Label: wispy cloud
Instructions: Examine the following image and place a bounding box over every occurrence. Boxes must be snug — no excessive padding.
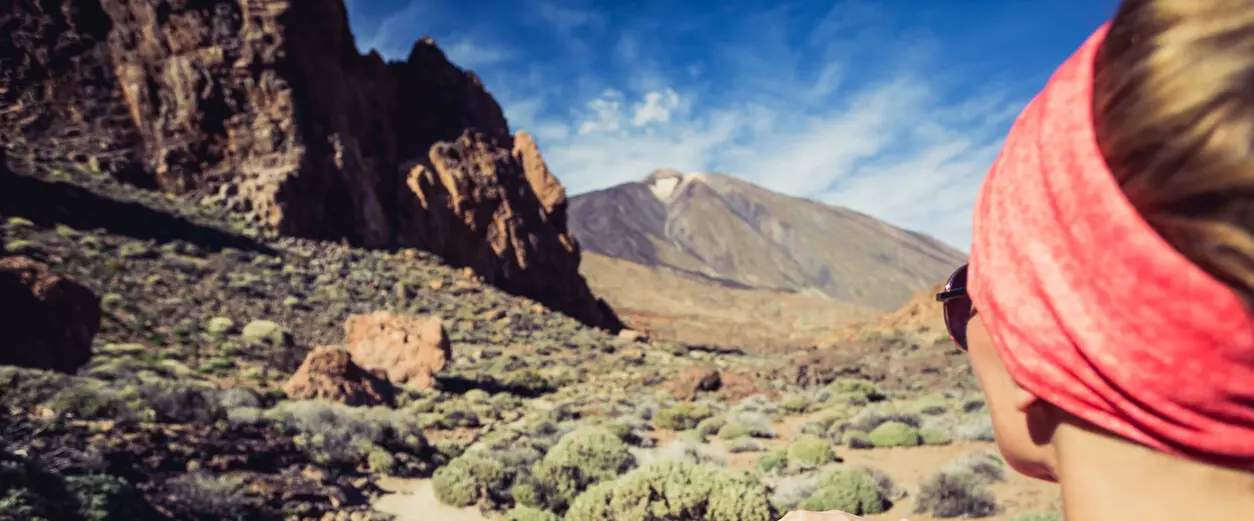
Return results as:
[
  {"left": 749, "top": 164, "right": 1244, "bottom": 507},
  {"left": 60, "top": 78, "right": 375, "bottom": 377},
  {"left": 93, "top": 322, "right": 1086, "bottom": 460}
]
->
[{"left": 340, "top": 0, "right": 1094, "bottom": 251}]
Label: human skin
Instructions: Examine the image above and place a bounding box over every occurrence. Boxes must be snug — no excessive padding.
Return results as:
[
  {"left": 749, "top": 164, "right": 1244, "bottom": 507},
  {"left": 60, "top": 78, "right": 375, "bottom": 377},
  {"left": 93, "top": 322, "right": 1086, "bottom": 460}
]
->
[{"left": 778, "top": 312, "right": 1254, "bottom": 521}]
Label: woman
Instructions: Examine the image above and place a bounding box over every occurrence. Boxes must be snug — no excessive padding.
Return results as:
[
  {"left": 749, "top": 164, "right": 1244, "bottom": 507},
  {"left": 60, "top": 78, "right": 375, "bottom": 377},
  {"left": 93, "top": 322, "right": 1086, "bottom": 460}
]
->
[{"left": 782, "top": 0, "right": 1254, "bottom": 519}]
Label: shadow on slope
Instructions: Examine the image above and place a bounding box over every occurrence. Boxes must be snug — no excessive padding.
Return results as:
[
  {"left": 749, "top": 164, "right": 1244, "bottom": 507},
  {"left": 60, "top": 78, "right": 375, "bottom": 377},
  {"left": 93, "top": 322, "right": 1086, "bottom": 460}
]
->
[{"left": 0, "top": 171, "right": 276, "bottom": 256}]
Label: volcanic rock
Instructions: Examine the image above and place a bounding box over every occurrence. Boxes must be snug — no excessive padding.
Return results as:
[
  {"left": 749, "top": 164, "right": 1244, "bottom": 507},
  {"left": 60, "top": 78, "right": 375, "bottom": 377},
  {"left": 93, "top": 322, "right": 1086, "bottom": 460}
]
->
[
  {"left": 0, "top": 0, "right": 621, "bottom": 330},
  {"left": 0, "top": 256, "right": 101, "bottom": 373}
]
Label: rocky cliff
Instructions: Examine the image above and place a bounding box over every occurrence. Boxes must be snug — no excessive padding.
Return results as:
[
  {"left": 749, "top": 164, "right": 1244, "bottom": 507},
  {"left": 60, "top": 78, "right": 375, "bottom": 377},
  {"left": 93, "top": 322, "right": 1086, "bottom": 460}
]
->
[{"left": 0, "top": 0, "right": 620, "bottom": 330}]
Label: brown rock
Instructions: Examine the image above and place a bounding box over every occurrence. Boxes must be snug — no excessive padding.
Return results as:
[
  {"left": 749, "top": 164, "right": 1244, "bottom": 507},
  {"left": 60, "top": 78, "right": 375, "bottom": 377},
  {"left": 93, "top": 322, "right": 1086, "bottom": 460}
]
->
[
  {"left": 344, "top": 312, "right": 450, "bottom": 390},
  {"left": 0, "top": 0, "right": 623, "bottom": 332},
  {"left": 665, "top": 365, "right": 722, "bottom": 401},
  {"left": 0, "top": 256, "right": 100, "bottom": 373},
  {"left": 617, "top": 329, "right": 647, "bottom": 343},
  {"left": 283, "top": 347, "right": 394, "bottom": 406}
]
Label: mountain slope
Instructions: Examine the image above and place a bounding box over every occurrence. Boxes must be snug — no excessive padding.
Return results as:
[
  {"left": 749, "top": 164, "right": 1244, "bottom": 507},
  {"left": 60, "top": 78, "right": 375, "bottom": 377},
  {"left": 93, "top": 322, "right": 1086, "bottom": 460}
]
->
[{"left": 570, "top": 169, "right": 967, "bottom": 310}]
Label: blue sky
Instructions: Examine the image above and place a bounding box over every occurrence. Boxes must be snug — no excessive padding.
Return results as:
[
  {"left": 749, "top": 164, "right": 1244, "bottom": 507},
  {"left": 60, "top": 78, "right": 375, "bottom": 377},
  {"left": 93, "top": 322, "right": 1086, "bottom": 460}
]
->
[{"left": 344, "top": 0, "right": 1119, "bottom": 250}]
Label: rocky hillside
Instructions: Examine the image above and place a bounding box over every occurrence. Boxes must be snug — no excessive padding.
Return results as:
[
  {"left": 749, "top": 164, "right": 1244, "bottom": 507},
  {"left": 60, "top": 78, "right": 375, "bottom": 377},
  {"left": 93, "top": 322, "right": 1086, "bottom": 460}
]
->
[
  {"left": 0, "top": 0, "right": 619, "bottom": 330},
  {"left": 570, "top": 169, "right": 966, "bottom": 310}
]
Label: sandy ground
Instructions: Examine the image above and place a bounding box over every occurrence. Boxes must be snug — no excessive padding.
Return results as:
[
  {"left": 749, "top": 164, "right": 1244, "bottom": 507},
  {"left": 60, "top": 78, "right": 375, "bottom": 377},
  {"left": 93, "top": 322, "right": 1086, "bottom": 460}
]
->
[{"left": 372, "top": 476, "right": 489, "bottom": 521}]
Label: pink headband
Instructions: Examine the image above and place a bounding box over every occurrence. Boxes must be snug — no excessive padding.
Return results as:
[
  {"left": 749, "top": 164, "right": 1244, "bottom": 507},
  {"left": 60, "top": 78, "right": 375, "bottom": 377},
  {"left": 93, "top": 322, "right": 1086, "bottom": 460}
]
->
[{"left": 970, "top": 24, "right": 1254, "bottom": 468}]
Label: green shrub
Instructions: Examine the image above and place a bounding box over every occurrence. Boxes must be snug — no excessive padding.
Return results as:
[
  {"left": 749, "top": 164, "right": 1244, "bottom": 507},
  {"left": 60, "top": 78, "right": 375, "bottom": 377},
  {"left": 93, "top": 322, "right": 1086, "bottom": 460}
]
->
[
  {"left": 828, "top": 379, "right": 885, "bottom": 402},
  {"left": 867, "top": 421, "right": 921, "bottom": 447},
  {"left": 432, "top": 455, "right": 509, "bottom": 507},
  {"left": 529, "top": 426, "right": 635, "bottom": 512},
  {"left": 913, "top": 470, "right": 999, "bottom": 518},
  {"left": 716, "top": 412, "right": 774, "bottom": 439},
  {"left": 799, "top": 468, "right": 890, "bottom": 515},
  {"left": 695, "top": 415, "right": 726, "bottom": 436},
  {"left": 717, "top": 421, "right": 750, "bottom": 440},
  {"left": 725, "top": 437, "right": 765, "bottom": 453},
  {"left": 787, "top": 436, "right": 834, "bottom": 468},
  {"left": 502, "top": 505, "right": 561, "bottom": 521},
  {"left": 240, "top": 320, "right": 292, "bottom": 347},
  {"left": 755, "top": 446, "right": 789, "bottom": 474},
  {"left": 920, "top": 427, "right": 953, "bottom": 446},
  {"left": 1009, "top": 510, "right": 1064, "bottom": 521},
  {"left": 676, "top": 430, "right": 706, "bottom": 445},
  {"left": 915, "top": 395, "right": 950, "bottom": 415},
  {"left": 780, "top": 394, "right": 810, "bottom": 414},
  {"left": 843, "top": 430, "right": 873, "bottom": 449},
  {"left": 654, "top": 403, "right": 713, "bottom": 431},
  {"left": 367, "top": 446, "right": 396, "bottom": 474},
  {"left": 565, "top": 461, "right": 775, "bottom": 521},
  {"left": 101, "top": 293, "right": 125, "bottom": 310},
  {"left": 500, "top": 367, "right": 552, "bottom": 394}
]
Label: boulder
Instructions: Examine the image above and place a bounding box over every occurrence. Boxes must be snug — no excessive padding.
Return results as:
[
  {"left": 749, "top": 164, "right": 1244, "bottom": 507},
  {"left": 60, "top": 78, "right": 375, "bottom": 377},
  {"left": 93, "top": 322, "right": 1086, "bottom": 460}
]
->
[
  {"left": 283, "top": 347, "right": 394, "bottom": 407},
  {"left": 0, "top": 256, "right": 101, "bottom": 373},
  {"left": 344, "top": 312, "right": 451, "bottom": 390}
]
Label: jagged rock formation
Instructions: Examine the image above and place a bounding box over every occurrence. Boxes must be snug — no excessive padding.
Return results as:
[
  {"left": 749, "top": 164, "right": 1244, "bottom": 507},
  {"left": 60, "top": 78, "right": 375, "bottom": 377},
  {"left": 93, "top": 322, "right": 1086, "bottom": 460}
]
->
[
  {"left": 0, "top": 256, "right": 101, "bottom": 373},
  {"left": 0, "top": 0, "right": 620, "bottom": 330}
]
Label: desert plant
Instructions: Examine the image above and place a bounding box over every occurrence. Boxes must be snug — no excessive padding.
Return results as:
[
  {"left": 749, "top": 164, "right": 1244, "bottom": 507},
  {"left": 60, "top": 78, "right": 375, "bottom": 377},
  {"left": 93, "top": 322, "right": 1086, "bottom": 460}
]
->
[
  {"left": 654, "top": 403, "right": 714, "bottom": 431},
  {"left": 725, "top": 437, "right": 766, "bottom": 453},
  {"left": 756, "top": 446, "right": 789, "bottom": 474},
  {"left": 565, "top": 461, "right": 775, "bottom": 521},
  {"left": 799, "top": 468, "right": 890, "bottom": 515},
  {"left": 787, "top": 436, "right": 835, "bottom": 468},
  {"left": 913, "top": 471, "right": 999, "bottom": 518},
  {"left": 920, "top": 427, "right": 953, "bottom": 446},
  {"left": 432, "top": 454, "right": 511, "bottom": 507},
  {"left": 842, "top": 430, "right": 873, "bottom": 449},
  {"left": 695, "top": 415, "right": 726, "bottom": 437},
  {"left": 867, "top": 421, "right": 921, "bottom": 447},
  {"left": 1009, "top": 510, "right": 1064, "bottom": 521},
  {"left": 528, "top": 426, "right": 636, "bottom": 512}
]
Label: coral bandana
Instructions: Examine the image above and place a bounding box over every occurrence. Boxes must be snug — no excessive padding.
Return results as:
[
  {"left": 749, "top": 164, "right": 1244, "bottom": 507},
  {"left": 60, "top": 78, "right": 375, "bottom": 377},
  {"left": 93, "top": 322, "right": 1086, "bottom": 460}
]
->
[{"left": 969, "top": 24, "right": 1254, "bottom": 468}]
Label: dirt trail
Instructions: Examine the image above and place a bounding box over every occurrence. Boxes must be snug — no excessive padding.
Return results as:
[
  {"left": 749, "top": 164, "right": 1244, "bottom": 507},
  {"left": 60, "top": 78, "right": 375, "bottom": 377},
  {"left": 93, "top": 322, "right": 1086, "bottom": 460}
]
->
[{"left": 371, "top": 477, "right": 489, "bottom": 521}]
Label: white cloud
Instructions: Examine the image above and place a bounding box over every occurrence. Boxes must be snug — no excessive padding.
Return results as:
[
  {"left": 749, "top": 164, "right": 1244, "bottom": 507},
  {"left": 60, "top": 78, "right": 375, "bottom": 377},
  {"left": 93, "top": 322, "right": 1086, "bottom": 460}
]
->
[
  {"left": 631, "top": 89, "right": 680, "bottom": 127},
  {"left": 441, "top": 38, "right": 512, "bottom": 70},
  {"left": 348, "top": 0, "right": 1025, "bottom": 251}
]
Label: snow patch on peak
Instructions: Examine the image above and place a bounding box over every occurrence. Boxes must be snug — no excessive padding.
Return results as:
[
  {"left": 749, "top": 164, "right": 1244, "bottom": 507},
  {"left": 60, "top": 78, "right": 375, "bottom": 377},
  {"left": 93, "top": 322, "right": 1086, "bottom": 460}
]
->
[{"left": 649, "top": 175, "right": 682, "bottom": 200}]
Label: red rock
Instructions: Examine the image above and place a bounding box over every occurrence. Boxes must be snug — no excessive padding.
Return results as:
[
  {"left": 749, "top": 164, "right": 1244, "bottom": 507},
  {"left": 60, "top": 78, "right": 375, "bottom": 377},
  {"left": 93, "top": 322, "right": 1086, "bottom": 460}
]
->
[
  {"left": 283, "top": 347, "right": 394, "bottom": 407},
  {"left": 0, "top": 256, "right": 100, "bottom": 373},
  {"left": 344, "top": 312, "right": 450, "bottom": 390},
  {"left": 0, "top": 0, "right": 623, "bottom": 332}
]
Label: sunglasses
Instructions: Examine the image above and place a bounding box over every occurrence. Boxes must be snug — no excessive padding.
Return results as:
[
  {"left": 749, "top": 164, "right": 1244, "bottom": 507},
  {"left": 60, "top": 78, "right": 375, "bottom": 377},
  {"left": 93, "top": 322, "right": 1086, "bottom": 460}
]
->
[{"left": 935, "top": 263, "right": 973, "bottom": 351}]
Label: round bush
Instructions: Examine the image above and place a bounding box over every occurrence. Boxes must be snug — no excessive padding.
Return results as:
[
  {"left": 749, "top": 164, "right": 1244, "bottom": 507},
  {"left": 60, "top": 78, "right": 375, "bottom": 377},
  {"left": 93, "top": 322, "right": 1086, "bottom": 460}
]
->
[
  {"left": 867, "top": 421, "right": 921, "bottom": 447},
  {"left": 755, "top": 447, "right": 788, "bottom": 474},
  {"left": 565, "top": 461, "right": 775, "bottom": 521},
  {"left": 654, "top": 403, "right": 714, "bottom": 431},
  {"left": 432, "top": 455, "right": 504, "bottom": 507},
  {"left": 842, "top": 430, "right": 873, "bottom": 449},
  {"left": 530, "top": 426, "right": 635, "bottom": 511},
  {"left": 717, "top": 421, "right": 750, "bottom": 440},
  {"left": 780, "top": 395, "right": 809, "bottom": 414},
  {"left": 787, "top": 436, "right": 834, "bottom": 468},
  {"left": 799, "top": 469, "right": 890, "bottom": 515},
  {"left": 920, "top": 427, "right": 953, "bottom": 446},
  {"left": 696, "top": 415, "right": 726, "bottom": 436}
]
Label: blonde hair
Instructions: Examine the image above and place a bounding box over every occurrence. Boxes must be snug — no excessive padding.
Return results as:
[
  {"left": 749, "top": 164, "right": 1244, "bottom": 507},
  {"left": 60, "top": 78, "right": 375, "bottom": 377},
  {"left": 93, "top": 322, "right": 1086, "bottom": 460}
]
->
[{"left": 1093, "top": 0, "right": 1254, "bottom": 307}]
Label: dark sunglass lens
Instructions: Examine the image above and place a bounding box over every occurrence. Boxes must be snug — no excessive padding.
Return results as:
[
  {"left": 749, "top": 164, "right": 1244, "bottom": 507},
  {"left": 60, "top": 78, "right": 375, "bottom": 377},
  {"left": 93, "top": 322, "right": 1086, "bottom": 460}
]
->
[
  {"left": 943, "top": 265, "right": 971, "bottom": 350},
  {"left": 945, "top": 297, "right": 972, "bottom": 350}
]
